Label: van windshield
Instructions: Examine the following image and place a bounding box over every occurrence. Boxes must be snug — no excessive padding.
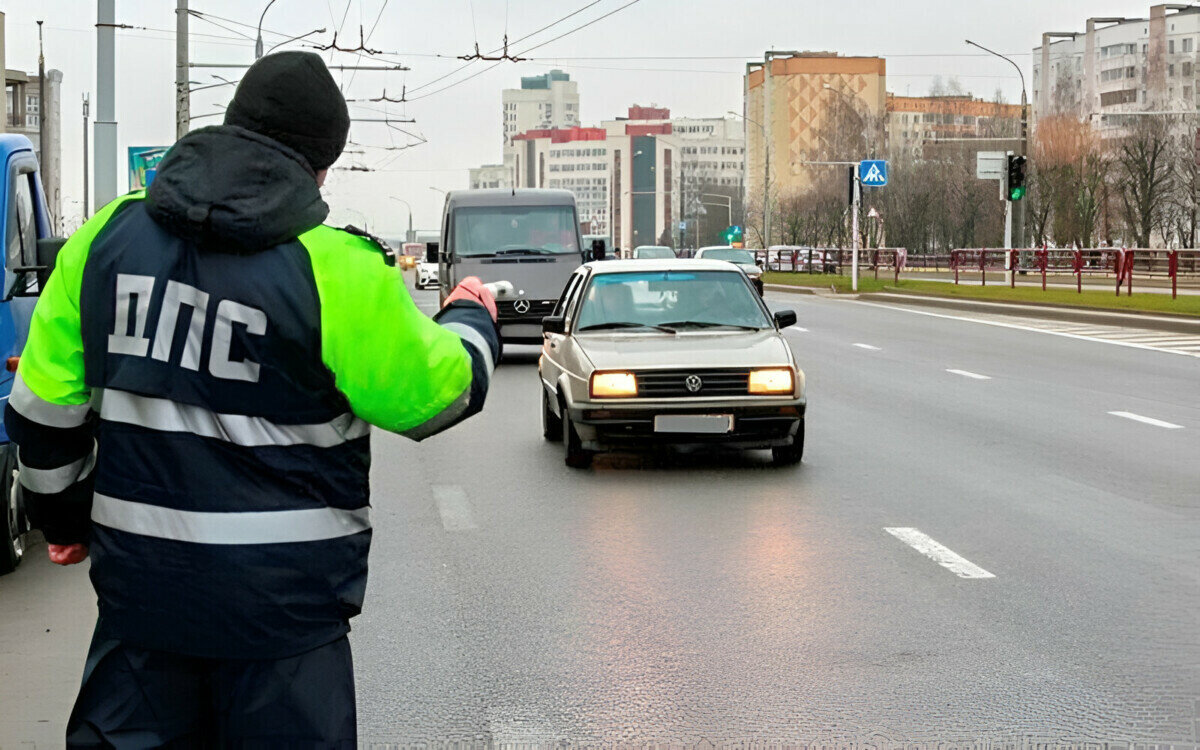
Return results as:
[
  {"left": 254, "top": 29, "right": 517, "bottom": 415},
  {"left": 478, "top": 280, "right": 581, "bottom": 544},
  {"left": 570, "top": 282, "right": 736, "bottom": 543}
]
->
[{"left": 453, "top": 205, "right": 580, "bottom": 257}]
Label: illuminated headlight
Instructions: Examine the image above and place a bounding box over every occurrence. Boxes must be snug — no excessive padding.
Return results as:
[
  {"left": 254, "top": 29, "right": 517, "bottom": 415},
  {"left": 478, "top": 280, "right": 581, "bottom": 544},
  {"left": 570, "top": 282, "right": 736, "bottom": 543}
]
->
[
  {"left": 748, "top": 368, "right": 794, "bottom": 395},
  {"left": 590, "top": 371, "right": 638, "bottom": 398}
]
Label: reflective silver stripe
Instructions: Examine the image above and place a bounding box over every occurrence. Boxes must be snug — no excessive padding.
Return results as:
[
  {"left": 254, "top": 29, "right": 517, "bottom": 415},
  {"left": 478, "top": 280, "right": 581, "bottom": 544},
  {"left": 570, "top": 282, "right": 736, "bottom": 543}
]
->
[
  {"left": 100, "top": 390, "right": 370, "bottom": 448},
  {"left": 401, "top": 386, "right": 471, "bottom": 442},
  {"left": 18, "top": 446, "right": 97, "bottom": 495},
  {"left": 91, "top": 494, "right": 371, "bottom": 544},
  {"left": 8, "top": 373, "right": 91, "bottom": 429},
  {"left": 443, "top": 322, "right": 495, "bottom": 378}
]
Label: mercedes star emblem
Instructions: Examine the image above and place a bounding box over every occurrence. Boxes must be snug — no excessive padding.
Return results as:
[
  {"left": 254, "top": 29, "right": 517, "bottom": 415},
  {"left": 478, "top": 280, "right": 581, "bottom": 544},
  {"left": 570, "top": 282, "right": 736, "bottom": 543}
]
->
[
  {"left": 513, "top": 299, "right": 531, "bottom": 314},
  {"left": 684, "top": 374, "right": 703, "bottom": 393}
]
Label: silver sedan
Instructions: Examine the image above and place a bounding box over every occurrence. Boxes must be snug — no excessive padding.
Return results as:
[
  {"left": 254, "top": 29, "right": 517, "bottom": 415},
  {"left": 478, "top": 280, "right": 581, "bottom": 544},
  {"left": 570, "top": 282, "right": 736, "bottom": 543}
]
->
[{"left": 538, "top": 259, "right": 806, "bottom": 468}]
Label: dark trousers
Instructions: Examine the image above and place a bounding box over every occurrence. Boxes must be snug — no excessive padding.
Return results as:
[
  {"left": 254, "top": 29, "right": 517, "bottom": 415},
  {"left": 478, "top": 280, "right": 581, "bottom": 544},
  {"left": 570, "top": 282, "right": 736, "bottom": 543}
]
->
[{"left": 65, "top": 629, "right": 356, "bottom": 749}]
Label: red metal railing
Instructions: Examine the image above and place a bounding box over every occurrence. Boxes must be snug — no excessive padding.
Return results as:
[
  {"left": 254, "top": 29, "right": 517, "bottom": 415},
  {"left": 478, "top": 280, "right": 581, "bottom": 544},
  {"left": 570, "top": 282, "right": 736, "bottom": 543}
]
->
[{"left": 948, "top": 247, "right": 1200, "bottom": 299}]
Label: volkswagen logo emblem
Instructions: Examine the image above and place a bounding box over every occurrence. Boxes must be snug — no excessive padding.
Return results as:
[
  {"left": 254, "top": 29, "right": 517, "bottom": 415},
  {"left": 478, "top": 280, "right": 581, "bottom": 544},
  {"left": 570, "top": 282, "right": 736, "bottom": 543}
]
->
[
  {"left": 513, "top": 299, "right": 531, "bottom": 314},
  {"left": 684, "top": 374, "right": 703, "bottom": 393}
]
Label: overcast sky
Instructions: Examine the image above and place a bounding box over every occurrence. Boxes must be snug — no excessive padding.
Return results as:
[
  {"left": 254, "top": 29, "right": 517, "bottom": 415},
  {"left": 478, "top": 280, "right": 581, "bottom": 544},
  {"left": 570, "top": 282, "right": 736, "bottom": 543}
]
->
[{"left": 2, "top": 0, "right": 1149, "bottom": 235}]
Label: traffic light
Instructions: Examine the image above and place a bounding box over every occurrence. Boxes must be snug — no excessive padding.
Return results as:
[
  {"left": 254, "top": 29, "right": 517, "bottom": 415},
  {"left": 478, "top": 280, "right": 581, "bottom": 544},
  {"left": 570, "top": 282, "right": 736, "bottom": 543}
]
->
[
  {"left": 723, "top": 225, "right": 743, "bottom": 245},
  {"left": 1006, "top": 154, "right": 1028, "bottom": 201}
]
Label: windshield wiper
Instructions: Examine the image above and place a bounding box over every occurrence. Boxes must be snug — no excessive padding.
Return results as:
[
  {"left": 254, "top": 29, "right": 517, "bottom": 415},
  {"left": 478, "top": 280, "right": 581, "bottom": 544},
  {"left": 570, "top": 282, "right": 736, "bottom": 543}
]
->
[
  {"left": 658, "top": 320, "right": 765, "bottom": 331},
  {"left": 493, "top": 248, "right": 549, "bottom": 256},
  {"left": 577, "top": 321, "right": 676, "bottom": 334}
]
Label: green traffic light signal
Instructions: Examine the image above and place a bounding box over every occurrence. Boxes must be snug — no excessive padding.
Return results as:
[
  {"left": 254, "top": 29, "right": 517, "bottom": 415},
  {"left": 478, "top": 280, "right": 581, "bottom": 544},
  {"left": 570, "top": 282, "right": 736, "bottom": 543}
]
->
[
  {"left": 1009, "top": 185, "right": 1027, "bottom": 201},
  {"left": 1006, "top": 154, "right": 1027, "bottom": 202}
]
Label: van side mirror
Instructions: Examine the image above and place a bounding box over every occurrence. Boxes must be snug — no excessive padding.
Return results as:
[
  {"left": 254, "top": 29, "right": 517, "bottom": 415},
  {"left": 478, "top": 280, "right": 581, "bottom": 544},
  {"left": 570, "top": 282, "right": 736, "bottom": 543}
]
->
[
  {"left": 542, "top": 315, "right": 566, "bottom": 335},
  {"left": 773, "top": 309, "right": 797, "bottom": 329},
  {"left": 36, "top": 237, "right": 67, "bottom": 288}
]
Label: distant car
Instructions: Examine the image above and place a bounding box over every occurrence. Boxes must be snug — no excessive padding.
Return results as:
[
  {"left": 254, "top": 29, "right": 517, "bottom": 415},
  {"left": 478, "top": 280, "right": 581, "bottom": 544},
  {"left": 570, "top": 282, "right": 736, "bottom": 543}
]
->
[
  {"left": 694, "top": 246, "right": 764, "bottom": 294},
  {"left": 397, "top": 242, "right": 424, "bottom": 270},
  {"left": 768, "top": 245, "right": 836, "bottom": 272},
  {"left": 539, "top": 260, "right": 806, "bottom": 468},
  {"left": 632, "top": 245, "right": 676, "bottom": 260}
]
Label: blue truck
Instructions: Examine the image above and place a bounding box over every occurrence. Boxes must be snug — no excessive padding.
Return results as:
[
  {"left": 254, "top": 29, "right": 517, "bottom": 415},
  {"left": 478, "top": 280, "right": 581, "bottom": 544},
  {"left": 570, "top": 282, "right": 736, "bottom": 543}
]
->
[{"left": 0, "top": 133, "right": 66, "bottom": 574}]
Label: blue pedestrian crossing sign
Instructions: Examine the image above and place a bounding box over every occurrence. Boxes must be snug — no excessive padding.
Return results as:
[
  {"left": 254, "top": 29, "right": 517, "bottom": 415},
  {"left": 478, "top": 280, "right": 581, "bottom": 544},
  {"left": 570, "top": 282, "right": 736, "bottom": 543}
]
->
[{"left": 859, "top": 159, "right": 888, "bottom": 187}]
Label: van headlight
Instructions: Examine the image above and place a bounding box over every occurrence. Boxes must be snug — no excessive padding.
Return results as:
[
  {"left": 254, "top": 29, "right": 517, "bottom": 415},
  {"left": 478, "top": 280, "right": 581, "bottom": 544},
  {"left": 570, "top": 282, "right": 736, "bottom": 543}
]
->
[
  {"left": 748, "top": 368, "right": 793, "bottom": 394},
  {"left": 590, "top": 371, "right": 638, "bottom": 398}
]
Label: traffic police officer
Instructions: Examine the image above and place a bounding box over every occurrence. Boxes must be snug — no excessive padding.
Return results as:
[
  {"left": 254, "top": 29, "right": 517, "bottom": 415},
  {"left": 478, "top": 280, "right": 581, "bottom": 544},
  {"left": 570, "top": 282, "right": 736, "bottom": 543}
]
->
[{"left": 4, "top": 51, "right": 499, "bottom": 746}]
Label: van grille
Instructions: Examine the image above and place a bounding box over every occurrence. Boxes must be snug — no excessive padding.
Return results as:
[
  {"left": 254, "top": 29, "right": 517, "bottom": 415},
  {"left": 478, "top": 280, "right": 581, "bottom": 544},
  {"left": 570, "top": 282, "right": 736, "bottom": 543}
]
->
[
  {"left": 497, "top": 299, "right": 556, "bottom": 323},
  {"left": 634, "top": 368, "right": 751, "bottom": 398}
]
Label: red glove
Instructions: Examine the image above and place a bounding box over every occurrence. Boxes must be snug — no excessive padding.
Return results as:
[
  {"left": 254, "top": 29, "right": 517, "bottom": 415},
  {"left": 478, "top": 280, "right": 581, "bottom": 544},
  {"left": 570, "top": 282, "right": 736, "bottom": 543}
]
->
[
  {"left": 443, "top": 276, "right": 498, "bottom": 322},
  {"left": 48, "top": 543, "right": 88, "bottom": 565}
]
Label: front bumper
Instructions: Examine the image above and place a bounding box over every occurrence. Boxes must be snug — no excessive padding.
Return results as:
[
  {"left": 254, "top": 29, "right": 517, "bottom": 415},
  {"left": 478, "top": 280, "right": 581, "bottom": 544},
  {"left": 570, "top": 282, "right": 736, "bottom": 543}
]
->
[{"left": 567, "top": 400, "right": 805, "bottom": 451}]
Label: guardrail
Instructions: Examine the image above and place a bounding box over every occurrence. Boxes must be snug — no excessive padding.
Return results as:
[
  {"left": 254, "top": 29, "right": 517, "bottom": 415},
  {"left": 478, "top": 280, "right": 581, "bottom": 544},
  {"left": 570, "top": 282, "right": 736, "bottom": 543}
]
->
[
  {"left": 948, "top": 248, "right": 1200, "bottom": 298},
  {"left": 755, "top": 248, "right": 908, "bottom": 283}
]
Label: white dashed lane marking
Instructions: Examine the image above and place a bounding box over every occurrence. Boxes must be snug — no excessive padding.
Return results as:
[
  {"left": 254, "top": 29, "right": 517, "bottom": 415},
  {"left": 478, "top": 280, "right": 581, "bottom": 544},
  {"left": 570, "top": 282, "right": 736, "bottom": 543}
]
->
[
  {"left": 855, "top": 302, "right": 1200, "bottom": 359},
  {"left": 885, "top": 527, "right": 996, "bottom": 579},
  {"left": 1107, "top": 411, "right": 1185, "bottom": 430},
  {"left": 432, "top": 485, "right": 479, "bottom": 532},
  {"left": 946, "top": 369, "right": 991, "bottom": 380},
  {"left": 853, "top": 343, "right": 881, "bottom": 351}
]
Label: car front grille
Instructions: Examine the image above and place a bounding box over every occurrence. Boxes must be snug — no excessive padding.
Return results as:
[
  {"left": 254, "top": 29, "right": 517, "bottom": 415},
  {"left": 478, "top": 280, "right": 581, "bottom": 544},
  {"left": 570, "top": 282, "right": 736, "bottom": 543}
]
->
[
  {"left": 497, "top": 299, "right": 556, "bottom": 323},
  {"left": 634, "top": 368, "right": 751, "bottom": 398}
]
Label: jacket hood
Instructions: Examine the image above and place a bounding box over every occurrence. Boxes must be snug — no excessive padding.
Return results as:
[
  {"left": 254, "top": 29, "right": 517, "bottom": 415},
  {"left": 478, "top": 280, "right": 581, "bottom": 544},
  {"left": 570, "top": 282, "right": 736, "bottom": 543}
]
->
[{"left": 146, "top": 125, "right": 329, "bottom": 252}]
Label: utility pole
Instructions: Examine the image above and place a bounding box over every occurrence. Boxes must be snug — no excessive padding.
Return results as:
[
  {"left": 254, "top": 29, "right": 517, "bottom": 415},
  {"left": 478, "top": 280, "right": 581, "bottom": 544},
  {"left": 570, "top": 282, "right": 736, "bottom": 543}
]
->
[
  {"left": 851, "top": 170, "right": 861, "bottom": 292},
  {"left": 95, "top": 0, "right": 118, "bottom": 207},
  {"left": 176, "top": 0, "right": 189, "bottom": 141},
  {"left": 37, "top": 20, "right": 53, "bottom": 229},
  {"left": 966, "top": 39, "right": 1028, "bottom": 251},
  {"left": 82, "top": 93, "right": 89, "bottom": 217}
]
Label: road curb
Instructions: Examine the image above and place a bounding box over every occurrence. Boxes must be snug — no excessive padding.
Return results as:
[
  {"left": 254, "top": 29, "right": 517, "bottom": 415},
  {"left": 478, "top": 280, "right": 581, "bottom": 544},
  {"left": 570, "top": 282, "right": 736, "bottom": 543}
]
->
[
  {"left": 764, "top": 284, "right": 818, "bottom": 296},
  {"left": 857, "top": 292, "right": 1200, "bottom": 333}
]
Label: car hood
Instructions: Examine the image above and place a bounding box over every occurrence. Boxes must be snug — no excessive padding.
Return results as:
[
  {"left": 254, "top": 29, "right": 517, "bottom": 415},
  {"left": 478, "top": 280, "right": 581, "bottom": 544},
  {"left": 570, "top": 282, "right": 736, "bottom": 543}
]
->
[{"left": 576, "top": 329, "right": 792, "bottom": 370}]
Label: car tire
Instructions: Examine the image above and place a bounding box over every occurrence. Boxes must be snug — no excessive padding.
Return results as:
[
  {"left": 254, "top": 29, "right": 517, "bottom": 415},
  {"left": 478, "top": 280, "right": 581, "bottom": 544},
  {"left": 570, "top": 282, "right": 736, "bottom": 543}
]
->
[
  {"left": 771, "top": 419, "right": 805, "bottom": 467},
  {"left": 0, "top": 444, "right": 25, "bottom": 575},
  {"left": 562, "top": 405, "right": 593, "bottom": 469},
  {"left": 542, "top": 388, "right": 562, "bottom": 442}
]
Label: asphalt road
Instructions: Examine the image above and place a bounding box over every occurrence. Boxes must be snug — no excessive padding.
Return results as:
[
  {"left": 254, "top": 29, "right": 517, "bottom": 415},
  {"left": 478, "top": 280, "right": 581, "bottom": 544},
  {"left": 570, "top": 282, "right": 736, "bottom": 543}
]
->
[{"left": 1, "top": 284, "right": 1197, "bottom": 747}]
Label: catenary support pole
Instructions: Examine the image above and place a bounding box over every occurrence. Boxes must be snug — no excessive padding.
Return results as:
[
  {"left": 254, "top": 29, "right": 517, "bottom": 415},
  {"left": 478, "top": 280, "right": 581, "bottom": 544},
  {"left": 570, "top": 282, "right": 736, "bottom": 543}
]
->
[
  {"left": 95, "top": 0, "right": 118, "bottom": 206},
  {"left": 176, "top": 0, "right": 189, "bottom": 141}
]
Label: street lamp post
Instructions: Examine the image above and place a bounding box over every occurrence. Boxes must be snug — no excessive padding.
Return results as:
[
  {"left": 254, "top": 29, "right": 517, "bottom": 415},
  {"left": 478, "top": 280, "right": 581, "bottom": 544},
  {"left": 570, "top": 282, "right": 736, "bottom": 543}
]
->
[
  {"left": 389, "top": 197, "right": 413, "bottom": 243},
  {"left": 966, "top": 39, "right": 1028, "bottom": 273},
  {"left": 728, "top": 110, "right": 769, "bottom": 250},
  {"left": 255, "top": 0, "right": 279, "bottom": 59}
]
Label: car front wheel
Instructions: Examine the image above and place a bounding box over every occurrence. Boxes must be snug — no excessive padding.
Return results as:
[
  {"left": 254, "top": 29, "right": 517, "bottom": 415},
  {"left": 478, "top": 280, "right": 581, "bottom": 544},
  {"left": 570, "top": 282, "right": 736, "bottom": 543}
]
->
[
  {"left": 562, "top": 405, "right": 593, "bottom": 469},
  {"left": 771, "top": 419, "right": 805, "bottom": 467},
  {"left": 542, "top": 388, "right": 562, "bottom": 442},
  {"left": 0, "top": 445, "right": 25, "bottom": 574}
]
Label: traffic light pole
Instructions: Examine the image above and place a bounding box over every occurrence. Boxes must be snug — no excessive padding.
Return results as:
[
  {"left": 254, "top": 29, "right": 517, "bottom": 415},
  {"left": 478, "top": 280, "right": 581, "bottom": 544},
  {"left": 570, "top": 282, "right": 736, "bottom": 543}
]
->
[
  {"left": 851, "top": 175, "right": 861, "bottom": 292},
  {"left": 1004, "top": 197, "right": 1013, "bottom": 285}
]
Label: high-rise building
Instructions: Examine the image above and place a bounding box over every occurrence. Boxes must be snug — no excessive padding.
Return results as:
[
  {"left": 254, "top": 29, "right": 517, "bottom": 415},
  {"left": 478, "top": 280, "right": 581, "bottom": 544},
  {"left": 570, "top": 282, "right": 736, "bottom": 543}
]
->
[
  {"left": 468, "top": 163, "right": 513, "bottom": 190},
  {"left": 5, "top": 68, "right": 62, "bottom": 228},
  {"left": 1033, "top": 5, "right": 1200, "bottom": 134},
  {"left": 744, "top": 53, "right": 887, "bottom": 221},
  {"left": 501, "top": 70, "right": 579, "bottom": 145},
  {"left": 887, "top": 94, "right": 1022, "bottom": 160}
]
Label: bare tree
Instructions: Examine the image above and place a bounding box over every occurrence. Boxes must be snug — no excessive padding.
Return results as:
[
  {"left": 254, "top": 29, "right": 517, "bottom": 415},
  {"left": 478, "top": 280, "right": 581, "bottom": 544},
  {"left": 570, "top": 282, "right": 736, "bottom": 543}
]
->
[{"left": 1113, "top": 117, "right": 1173, "bottom": 248}]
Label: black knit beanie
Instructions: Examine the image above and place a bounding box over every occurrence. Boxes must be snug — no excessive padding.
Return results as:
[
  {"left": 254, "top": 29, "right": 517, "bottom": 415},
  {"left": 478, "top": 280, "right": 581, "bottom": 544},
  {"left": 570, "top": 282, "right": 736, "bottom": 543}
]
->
[{"left": 223, "top": 51, "right": 350, "bottom": 171}]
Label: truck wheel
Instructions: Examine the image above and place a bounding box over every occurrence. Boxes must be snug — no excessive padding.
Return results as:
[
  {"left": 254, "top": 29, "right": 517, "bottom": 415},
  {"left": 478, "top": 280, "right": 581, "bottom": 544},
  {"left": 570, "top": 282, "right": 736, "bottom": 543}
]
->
[
  {"left": 542, "top": 388, "right": 562, "bottom": 442},
  {"left": 771, "top": 419, "right": 805, "bottom": 467},
  {"left": 562, "top": 406, "right": 593, "bottom": 469},
  {"left": 0, "top": 445, "right": 25, "bottom": 574}
]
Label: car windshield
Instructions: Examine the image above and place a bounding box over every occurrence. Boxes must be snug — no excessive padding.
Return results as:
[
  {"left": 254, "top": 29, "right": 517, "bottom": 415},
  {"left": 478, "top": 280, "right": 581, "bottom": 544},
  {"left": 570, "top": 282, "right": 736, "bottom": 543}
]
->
[
  {"left": 635, "top": 246, "right": 675, "bottom": 259},
  {"left": 701, "top": 248, "right": 756, "bottom": 265},
  {"left": 575, "top": 271, "right": 770, "bottom": 331},
  {"left": 452, "top": 205, "right": 580, "bottom": 257}
]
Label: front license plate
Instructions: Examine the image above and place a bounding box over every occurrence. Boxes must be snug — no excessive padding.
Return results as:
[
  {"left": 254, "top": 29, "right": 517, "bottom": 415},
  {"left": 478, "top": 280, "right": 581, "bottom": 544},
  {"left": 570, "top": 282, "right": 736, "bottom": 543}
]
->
[{"left": 653, "top": 414, "right": 734, "bottom": 434}]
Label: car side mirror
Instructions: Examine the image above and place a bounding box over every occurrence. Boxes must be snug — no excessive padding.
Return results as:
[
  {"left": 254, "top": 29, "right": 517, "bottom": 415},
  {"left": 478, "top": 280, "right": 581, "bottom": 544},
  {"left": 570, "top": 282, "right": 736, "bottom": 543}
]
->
[
  {"left": 773, "top": 309, "right": 797, "bottom": 329},
  {"left": 542, "top": 315, "right": 566, "bottom": 335},
  {"left": 36, "top": 237, "right": 67, "bottom": 288}
]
